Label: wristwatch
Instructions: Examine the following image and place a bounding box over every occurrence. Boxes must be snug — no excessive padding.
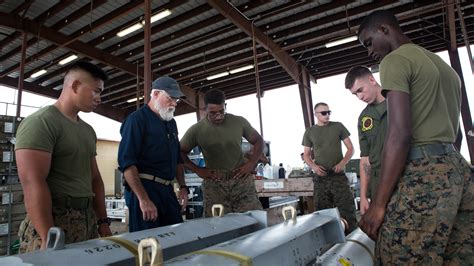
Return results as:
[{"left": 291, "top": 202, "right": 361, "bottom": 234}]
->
[
  {"left": 97, "top": 217, "right": 112, "bottom": 226},
  {"left": 180, "top": 185, "right": 190, "bottom": 194}
]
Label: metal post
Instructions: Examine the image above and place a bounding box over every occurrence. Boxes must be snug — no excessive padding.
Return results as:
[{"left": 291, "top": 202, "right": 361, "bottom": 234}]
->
[
  {"left": 455, "top": 0, "right": 474, "bottom": 73},
  {"left": 448, "top": 49, "right": 474, "bottom": 163},
  {"left": 16, "top": 31, "right": 27, "bottom": 117},
  {"left": 143, "top": 0, "right": 151, "bottom": 103},
  {"left": 446, "top": 0, "right": 474, "bottom": 163},
  {"left": 252, "top": 23, "right": 264, "bottom": 138},
  {"left": 136, "top": 61, "right": 140, "bottom": 110}
]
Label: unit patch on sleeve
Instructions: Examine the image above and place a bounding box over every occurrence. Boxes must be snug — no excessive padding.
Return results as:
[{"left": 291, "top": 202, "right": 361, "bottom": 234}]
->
[{"left": 361, "top": 116, "right": 373, "bottom": 132}]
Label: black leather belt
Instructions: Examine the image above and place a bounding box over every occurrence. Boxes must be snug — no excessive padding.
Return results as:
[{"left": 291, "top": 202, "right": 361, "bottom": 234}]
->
[
  {"left": 52, "top": 196, "right": 93, "bottom": 209},
  {"left": 408, "top": 143, "right": 456, "bottom": 160}
]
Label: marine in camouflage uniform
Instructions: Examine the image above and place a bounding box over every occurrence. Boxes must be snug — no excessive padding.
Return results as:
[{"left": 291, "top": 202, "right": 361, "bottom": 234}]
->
[
  {"left": 14, "top": 62, "right": 111, "bottom": 253},
  {"left": 19, "top": 206, "right": 98, "bottom": 253},
  {"left": 302, "top": 103, "right": 358, "bottom": 232},
  {"left": 180, "top": 90, "right": 263, "bottom": 217},
  {"left": 202, "top": 172, "right": 262, "bottom": 217},
  {"left": 358, "top": 10, "right": 473, "bottom": 264},
  {"left": 377, "top": 151, "right": 472, "bottom": 264}
]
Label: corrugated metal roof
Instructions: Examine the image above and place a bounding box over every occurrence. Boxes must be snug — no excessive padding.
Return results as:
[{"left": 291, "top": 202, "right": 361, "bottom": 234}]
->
[{"left": 0, "top": 0, "right": 472, "bottom": 120}]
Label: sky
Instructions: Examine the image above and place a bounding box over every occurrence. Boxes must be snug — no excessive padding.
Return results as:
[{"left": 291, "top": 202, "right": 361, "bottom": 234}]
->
[{"left": 0, "top": 47, "right": 472, "bottom": 168}]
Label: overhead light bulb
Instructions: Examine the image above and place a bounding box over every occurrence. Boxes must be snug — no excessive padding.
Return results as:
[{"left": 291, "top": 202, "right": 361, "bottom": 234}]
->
[
  {"left": 229, "top": 65, "right": 254, "bottom": 74},
  {"left": 58, "top": 54, "right": 78, "bottom": 65},
  {"left": 206, "top": 72, "right": 229, "bottom": 80},
  {"left": 30, "top": 69, "right": 47, "bottom": 78},
  {"left": 141, "top": 9, "right": 172, "bottom": 25},
  {"left": 150, "top": 9, "right": 171, "bottom": 23},
  {"left": 126, "top": 96, "right": 144, "bottom": 103},
  {"left": 325, "top": 36, "right": 358, "bottom": 48},
  {"left": 117, "top": 23, "right": 143, "bottom": 37}
]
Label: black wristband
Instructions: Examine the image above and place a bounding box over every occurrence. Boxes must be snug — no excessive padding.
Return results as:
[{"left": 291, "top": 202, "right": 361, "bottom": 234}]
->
[
  {"left": 180, "top": 185, "right": 190, "bottom": 194},
  {"left": 97, "top": 217, "right": 112, "bottom": 226}
]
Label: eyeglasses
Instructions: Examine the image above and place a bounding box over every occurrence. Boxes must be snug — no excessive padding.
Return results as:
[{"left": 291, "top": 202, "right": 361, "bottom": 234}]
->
[
  {"left": 164, "top": 94, "right": 182, "bottom": 104},
  {"left": 208, "top": 109, "right": 226, "bottom": 118},
  {"left": 316, "top": 111, "right": 331, "bottom": 116},
  {"left": 155, "top": 90, "right": 182, "bottom": 104}
]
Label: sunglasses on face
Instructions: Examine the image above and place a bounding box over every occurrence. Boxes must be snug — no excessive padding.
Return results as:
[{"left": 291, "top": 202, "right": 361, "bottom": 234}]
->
[{"left": 316, "top": 111, "right": 331, "bottom": 116}]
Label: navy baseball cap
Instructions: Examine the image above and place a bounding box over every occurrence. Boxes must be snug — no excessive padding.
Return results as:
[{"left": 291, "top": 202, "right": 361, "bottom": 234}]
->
[{"left": 152, "top": 76, "right": 185, "bottom": 98}]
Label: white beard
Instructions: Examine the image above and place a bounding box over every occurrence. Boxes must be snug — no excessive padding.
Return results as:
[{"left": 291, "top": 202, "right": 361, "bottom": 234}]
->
[{"left": 153, "top": 99, "right": 175, "bottom": 121}]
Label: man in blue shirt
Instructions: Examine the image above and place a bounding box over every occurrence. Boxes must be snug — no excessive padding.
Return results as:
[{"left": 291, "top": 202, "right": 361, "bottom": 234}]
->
[{"left": 118, "top": 76, "right": 188, "bottom": 232}]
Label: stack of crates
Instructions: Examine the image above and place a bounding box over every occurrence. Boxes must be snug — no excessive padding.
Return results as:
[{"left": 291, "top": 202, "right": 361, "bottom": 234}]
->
[
  {"left": 185, "top": 176, "right": 203, "bottom": 220},
  {"left": 0, "top": 115, "right": 24, "bottom": 256},
  {"left": 184, "top": 150, "right": 204, "bottom": 219}
]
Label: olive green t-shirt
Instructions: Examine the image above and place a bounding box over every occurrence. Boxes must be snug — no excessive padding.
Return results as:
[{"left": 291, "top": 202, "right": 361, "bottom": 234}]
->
[
  {"left": 180, "top": 114, "right": 255, "bottom": 171},
  {"left": 302, "top": 121, "right": 350, "bottom": 170},
  {"left": 380, "top": 43, "right": 461, "bottom": 145},
  {"left": 15, "top": 105, "right": 97, "bottom": 198},
  {"left": 358, "top": 100, "right": 387, "bottom": 171}
]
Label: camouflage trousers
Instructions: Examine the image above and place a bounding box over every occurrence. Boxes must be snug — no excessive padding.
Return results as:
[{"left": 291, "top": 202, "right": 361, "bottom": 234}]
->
[
  {"left": 313, "top": 174, "right": 358, "bottom": 232},
  {"left": 202, "top": 174, "right": 263, "bottom": 217},
  {"left": 376, "top": 151, "right": 473, "bottom": 265},
  {"left": 18, "top": 206, "right": 98, "bottom": 253}
]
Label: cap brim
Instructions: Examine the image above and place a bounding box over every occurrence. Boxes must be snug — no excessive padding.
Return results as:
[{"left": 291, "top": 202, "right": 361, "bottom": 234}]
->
[{"left": 167, "top": 89, "right": 185, "bottom": 98}]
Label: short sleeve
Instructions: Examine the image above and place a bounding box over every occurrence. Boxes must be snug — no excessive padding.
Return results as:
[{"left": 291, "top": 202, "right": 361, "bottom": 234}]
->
[
  {"left": 358, "top": 116, "right": 369, "bottom": 157},
  {"left": 380, "top": 53, "right": 412, "bottom": 96},
  {"left": 240, "top": 116, "right": 255, "bottom": 140},
  {"left": 180, "top": 123, "right": 198, "bottom": 151},
  {"left": 301, "top": 128, "right": 312, "bottom": 147},
  {"left": 15, "top": 116, "right": 55, "bottom": 153},
  {"left": 339, "top": 122, "right": 350, "bottom": 140}
]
